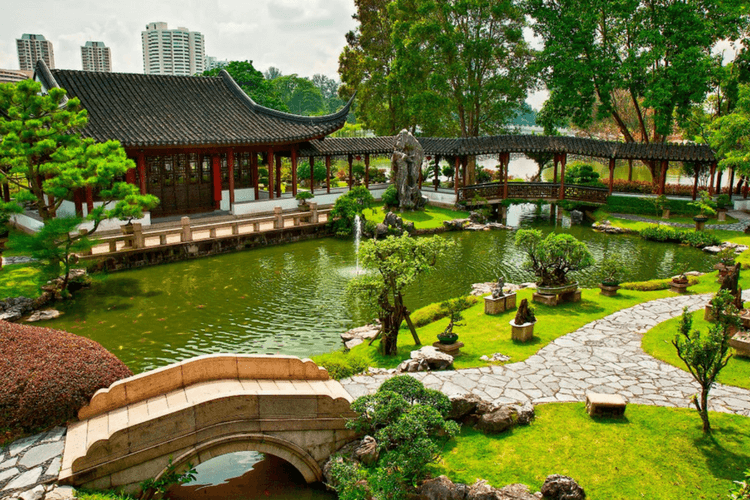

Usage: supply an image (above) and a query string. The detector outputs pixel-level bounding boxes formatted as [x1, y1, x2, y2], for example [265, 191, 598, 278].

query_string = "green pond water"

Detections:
[47, 204, 718, 374]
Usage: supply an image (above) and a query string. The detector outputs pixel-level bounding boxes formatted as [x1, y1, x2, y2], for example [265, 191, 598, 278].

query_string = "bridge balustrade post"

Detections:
[274, 206, 284, 229]
[181, 217, 192, 242]
[132, 223, 144, 249]
[310, 202, 319, 223]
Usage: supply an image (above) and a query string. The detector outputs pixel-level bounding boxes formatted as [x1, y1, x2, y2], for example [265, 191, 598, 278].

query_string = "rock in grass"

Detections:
[0, 322, 132, 432]
[540, 475, 585, 500]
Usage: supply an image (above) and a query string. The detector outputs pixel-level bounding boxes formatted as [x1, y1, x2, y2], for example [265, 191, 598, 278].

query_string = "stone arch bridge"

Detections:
[58, 355, 358, 494]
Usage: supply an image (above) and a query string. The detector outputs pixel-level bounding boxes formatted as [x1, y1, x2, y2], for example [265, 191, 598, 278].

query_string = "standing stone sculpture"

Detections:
[392, 129, 425, 210]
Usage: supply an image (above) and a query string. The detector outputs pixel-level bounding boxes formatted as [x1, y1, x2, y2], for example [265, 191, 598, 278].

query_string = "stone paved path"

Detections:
[342, 293, 750, 416]
[610, 210, 750, 232]
[0, 427, 65, 497]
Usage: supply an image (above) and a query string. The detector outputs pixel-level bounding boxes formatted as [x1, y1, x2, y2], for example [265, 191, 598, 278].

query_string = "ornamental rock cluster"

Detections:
[419, 475, 586, 500]
[448, 393, 534, 434]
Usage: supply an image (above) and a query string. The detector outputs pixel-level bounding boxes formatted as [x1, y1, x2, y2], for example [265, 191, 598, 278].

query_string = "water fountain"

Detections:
[354, 214, 362, 275]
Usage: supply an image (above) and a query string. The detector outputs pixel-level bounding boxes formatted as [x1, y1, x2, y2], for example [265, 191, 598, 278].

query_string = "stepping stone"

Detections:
[586, 392, 627, 417]
[18, 441, 64, 468]
[8, 436, 40, 457]
[0, 467, 18, 484]
[2, 467, 42, 491]
[0, 457, 18, 471]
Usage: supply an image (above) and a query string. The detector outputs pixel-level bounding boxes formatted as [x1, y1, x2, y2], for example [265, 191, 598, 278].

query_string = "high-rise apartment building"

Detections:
[204, 56, 228, 72]
[16, 34, 55, 71]
[81, 41, 112, 72]
[141, 22, 205, 76]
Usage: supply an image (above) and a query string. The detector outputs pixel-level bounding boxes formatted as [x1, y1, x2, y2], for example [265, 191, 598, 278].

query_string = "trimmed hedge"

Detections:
[410, 295, 480, 327]
[606, 195, 701, 216]
[638, 225, 720, 248]
[0, 322, 132, 433]
[620, 277, 699, 291]
[315, 351, 369, 380]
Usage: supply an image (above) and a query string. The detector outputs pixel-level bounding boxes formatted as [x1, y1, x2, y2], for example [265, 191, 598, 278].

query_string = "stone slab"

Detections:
[18, 442, 64, 469]
[8, 436, 40, 457]
[586, 392, 627, 417]
[0, 457, 18, 471]
[2, 467, 42, 491]
[432, 341, 464, 355]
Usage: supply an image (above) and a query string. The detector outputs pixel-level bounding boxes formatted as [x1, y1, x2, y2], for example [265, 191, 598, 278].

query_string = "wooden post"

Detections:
[291, 147, 298, 197]
[658, 160, 668, 195]
[125, 166, 136, 185]
[267, 149, 275, 200]
[709, 162, 717, 195]
[454, 155, 460, 198]
[325, 155, 331, 194]
[716, 169, 723, 196]
[365, 153, 370, 188]
[74, 189, 83, 217]
[137, 152, 147, 195]
[729, 167, 735, 201]
[252, 153, 259, 200]
[309, 156, 315, 195]
[2, 183, 9, 203]
[553, 154, 558, 183]
[228, 150, 235, 209]
[558, 153, 567, 200]
[462, 156, 468, 187]
[348, 154, 353, 189]
[692, 165, 700, 200]
[503, 152, 509, 199]
[434, 155, 441, 192]
[608, 157, 615, 195]
[628, 159, 633, 182]
[276, 153, 282, 198]
[85, 186, 94, 215]
[211, 154, 222, 210]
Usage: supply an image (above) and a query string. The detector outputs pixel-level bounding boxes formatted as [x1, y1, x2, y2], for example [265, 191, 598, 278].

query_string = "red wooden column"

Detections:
[709, 162, 717, 195]
[228, 150, 235, 208]
[291, 147, 298, 197]
[85, 186, 94, 215]
[608, 158, 615, 195]
[2, 184, 9, 203]
[347, 154, 353, 189]
[716, 169, 724, 196]
[558, 153, 567, 200]
[462, 156, 468, 187]
[325, 155, 331, 194]
[267, 149, 275, 200]
[657, 160, 668, 195]
[454, 156, 460, 198]
[275, 153, 282, 198]
[365, 154, 370, 188]
[729, 167, 735, 201]
[628, 159, 633, 181]
[434, 155, 441, 192]
[309, 156, 315, 195]
[125, 163, 136, 185]
[252, 153, 259, 200]
[74, 189, 83, 217]
[503, 152, 509, 199]
[553, 154, 559, 183]
[692, 165, 700, 200]
[211, 154, 222, 210]
[137, 151, 147, 195]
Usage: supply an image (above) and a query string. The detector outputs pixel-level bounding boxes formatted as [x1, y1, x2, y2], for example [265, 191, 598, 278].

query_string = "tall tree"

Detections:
[264, 66, 283, 81]
[202, 61, 288, 112]
[527, 0, 747, 183]
[710, 83, 750, 176]
[0, 80, 158, 289]
[271, 75, 327, 115]
[312, 74, 345, 114]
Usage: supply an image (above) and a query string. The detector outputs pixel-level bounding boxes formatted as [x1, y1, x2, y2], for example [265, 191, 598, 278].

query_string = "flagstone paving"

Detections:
[341, 293, 750, 416]
[0, 427, 65, 497]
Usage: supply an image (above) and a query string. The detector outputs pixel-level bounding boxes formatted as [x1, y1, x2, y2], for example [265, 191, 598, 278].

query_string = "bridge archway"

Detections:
[161, 433, 324, 484]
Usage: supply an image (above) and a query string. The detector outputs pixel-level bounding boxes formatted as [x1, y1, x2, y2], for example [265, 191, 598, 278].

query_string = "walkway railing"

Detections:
[82, 203, 331, 256]
[458, 182, 609, 204]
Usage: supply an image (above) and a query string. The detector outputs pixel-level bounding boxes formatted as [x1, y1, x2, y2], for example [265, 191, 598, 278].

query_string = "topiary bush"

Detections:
[315, 351, 369, 380]
[620, 277, 699, 291]
[638, 226, 720, 248]
[382, 185, 398, 207]
[0, 322, 132, 434]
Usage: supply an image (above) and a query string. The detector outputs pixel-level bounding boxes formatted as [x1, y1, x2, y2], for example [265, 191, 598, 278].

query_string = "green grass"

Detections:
[0, 263, 45, 300]
[75, 490, 134, 500]
[342, 272, 732, 370]
[642, 307, 750, 390]
[362, 204, 470, 229]
[433, 403, 750, 500]
[621, 213, 739, 226]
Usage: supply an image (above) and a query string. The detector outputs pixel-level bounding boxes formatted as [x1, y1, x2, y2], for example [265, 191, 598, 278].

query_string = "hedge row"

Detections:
[620, 276, 699, 291]
[605, 195, 701, 216]
[639, 225, 721, 248]
[612, 179, 738, 196]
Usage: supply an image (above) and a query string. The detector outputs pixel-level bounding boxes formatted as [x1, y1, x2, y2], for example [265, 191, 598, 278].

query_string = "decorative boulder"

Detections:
[0, 322, 132, 432]
[392, 129, 425, 210]
[420, 475, 470, 500]
[375, 223, 389, 238]
[540, 475, 585, 500]
[397, 346, 453, 372]
[448, 394, 482, 421]
[354, 435, 379, 466]
[475, 406, 517, 434]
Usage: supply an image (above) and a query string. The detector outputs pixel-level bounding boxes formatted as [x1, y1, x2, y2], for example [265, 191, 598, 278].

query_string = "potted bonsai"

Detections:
[598, 256, 627, 296]
[688, 190, 716, 231]
[654, 194, 670, 219]
[515, 229, 595, 299]
[716, 194, 730, 221]
[509, 298, 536, 342]
[713, 247, 737, 282]
[437, 296, 468, 345]
[670, 264, 692, 294]
[296, 191, 314, 211]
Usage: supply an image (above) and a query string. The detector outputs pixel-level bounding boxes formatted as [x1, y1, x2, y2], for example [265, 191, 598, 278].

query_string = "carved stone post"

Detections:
[181, 217, 192, 242]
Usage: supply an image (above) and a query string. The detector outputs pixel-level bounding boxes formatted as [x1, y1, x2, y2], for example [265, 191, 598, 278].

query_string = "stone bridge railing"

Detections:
[458, 182, 609, 204]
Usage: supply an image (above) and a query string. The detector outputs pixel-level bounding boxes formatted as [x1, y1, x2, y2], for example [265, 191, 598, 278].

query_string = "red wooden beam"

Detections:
[454, 156, 460, 197]
[608, 158, 615, 195]
[137, 151, 146, 195]
[325, 155, 331, 194]
[228, 150, 235, 208]
[553, 154, 558, 184]
[558, 154, 567, 200]
[692, 164, 699, 200]
[309, 156, 315, 195]
[503, 152, 509, 200]
[709, 162, 717, 195]
[85, 186, 94, 215]
[275, 153, 282, 198]
[211, 154, 222, 210]
[291, 146, 298, 197]
[729, 167, 735, 201]
[74, 189, 83, 217]
[267, 149, 275, 200]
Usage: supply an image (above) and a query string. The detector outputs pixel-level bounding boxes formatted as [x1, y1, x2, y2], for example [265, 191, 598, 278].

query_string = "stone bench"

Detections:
[585, 392, 627, 417]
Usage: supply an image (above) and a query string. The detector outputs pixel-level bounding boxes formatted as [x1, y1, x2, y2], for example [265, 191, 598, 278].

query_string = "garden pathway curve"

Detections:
[341, 293, 750, 416]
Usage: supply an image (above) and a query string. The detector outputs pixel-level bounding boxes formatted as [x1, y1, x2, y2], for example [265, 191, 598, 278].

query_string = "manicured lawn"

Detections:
[642, 308, 750, 390]
[433, 403, 750, 500]
[362, 204, 469, 230]
[0, 263, 45, 300]
[619, 212, 739, 226]
[345, 271, 734, 370]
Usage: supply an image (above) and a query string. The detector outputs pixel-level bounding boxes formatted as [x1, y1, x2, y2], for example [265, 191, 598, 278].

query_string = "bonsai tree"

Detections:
[352, 234, 453, 355]
[689, 190, 717, 218]
[716, 193, 731, 210]
[515, 229, 595, 287]
[598, 256, 627, 285]
[295, 190, 314, 208]
[673, 290, 740, 433]
[437, 296, 469, 344]
[716, 247, 737, 268]
[329, 186, 374, 237]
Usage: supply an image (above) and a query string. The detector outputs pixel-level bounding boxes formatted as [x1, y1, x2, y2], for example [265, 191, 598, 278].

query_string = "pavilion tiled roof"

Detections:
[34, 61, 352, 148]
[301, 135, 716, 162]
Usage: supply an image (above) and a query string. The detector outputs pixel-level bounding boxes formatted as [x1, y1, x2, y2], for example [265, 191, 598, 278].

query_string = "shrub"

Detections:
[515, 229, 595, 286]
[379, 375, 451, 416]
[639, 225, 680, 242]
[382, 185, 398, 207]
[564, 161, 605, 187]
[0, 322, 132, 433]
[315, 351, 369, 380]
[730, 469, 750, 500]
[638, 225, 720, 248]
[678, 231, 720, 248]
[330, 186, 375, 236]
[606, 195, 701, 216]
[409, 295, 479, 327]
[620, 277, 699, 291]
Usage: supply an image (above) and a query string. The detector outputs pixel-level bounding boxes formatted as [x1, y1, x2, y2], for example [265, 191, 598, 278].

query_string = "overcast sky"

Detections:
[1, 0, 555, 109]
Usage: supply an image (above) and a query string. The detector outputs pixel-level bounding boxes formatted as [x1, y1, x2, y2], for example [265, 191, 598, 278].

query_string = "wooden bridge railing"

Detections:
[458, 182, 609, 204]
